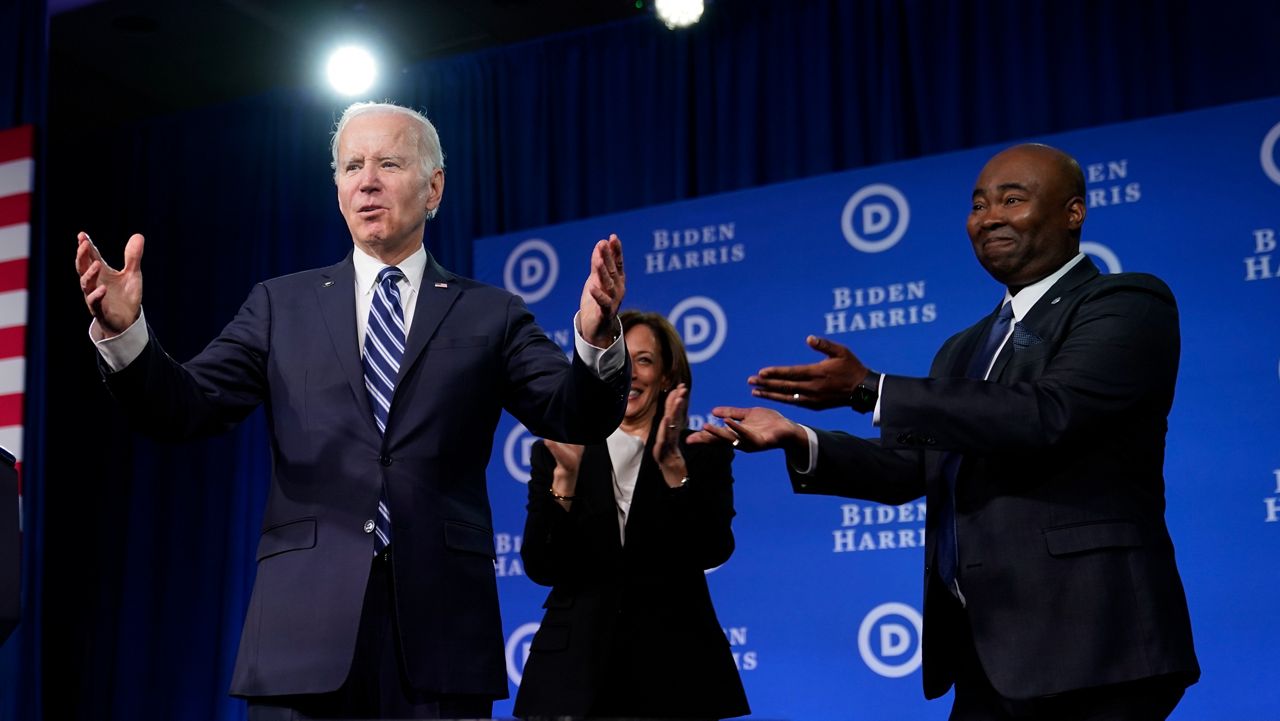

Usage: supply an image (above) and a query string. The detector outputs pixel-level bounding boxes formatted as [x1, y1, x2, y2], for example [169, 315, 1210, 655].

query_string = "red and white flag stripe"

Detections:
[0, 126, 32, 470]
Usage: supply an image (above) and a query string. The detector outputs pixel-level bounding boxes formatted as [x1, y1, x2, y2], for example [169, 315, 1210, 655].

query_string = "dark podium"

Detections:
[0, 446, 18, 644]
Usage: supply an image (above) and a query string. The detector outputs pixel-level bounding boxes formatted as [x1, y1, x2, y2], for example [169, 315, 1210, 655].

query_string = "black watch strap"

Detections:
[850, 370, 881, 413]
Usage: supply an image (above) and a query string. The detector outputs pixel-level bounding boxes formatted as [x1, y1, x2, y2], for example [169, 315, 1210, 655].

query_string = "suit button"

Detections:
[379, 455, 392, 467]
[363, 520, 375, 533]
[924, 436, 937, 445]
[897, 432, 912, 444]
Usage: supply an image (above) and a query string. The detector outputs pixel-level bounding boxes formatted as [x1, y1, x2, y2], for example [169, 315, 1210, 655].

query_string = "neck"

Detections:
[355, 238, 423, 267]
[618, 415, 653, 439]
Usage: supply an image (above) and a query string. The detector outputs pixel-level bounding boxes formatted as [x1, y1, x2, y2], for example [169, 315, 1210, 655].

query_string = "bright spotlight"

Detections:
[326, 45, 377, 96]
[655, 0, 704, 29]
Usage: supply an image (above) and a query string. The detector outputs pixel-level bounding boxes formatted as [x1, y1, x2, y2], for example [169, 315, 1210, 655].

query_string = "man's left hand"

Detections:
[579, 234, 625, 347]
[750, 335, 868, 409]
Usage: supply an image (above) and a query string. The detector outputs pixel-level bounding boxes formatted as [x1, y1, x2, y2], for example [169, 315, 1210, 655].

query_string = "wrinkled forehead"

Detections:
[337, 113, 420, 159]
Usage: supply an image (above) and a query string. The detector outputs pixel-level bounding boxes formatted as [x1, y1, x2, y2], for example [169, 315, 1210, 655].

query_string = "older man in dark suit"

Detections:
[694, 144, 1199, 720]
[75, 101, 630, 720]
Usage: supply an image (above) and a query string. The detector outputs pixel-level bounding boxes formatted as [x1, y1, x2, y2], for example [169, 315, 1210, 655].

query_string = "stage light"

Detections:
[326, 45, 377, 96]
[655, 0, 704, 29]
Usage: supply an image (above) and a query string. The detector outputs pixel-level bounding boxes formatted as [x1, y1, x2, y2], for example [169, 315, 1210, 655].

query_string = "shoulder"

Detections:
[1078, 271, 1177, 313]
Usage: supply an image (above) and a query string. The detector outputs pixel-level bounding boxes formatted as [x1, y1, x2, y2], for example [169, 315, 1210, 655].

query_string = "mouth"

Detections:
[981, 235, 1017, 251]
[628, 388, 642, 400]
[358, 204, 385, 215]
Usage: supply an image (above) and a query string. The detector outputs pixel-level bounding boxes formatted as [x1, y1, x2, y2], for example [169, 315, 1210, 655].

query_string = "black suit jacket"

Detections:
[789, 258, 1199, 700]
[513, 429, 749, 719]
[102, 251, 629, 699]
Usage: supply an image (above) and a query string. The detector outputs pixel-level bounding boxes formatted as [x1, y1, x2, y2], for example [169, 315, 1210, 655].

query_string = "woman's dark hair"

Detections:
[620, 310, 693, 394]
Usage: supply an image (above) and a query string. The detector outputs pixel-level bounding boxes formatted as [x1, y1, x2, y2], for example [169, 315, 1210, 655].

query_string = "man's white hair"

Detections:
[330, 102, 446, 209]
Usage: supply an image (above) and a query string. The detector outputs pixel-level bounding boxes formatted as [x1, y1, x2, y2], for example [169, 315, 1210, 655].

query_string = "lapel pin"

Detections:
[1050, 296, 1061, 304]
[322, 280, 335, 288]
[435, 282, 448, 288]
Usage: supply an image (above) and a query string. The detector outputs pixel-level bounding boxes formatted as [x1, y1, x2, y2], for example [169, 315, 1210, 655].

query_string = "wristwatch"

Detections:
[850, 370, 881, 414]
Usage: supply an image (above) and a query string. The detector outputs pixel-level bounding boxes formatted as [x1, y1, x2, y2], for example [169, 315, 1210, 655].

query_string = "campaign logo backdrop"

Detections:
[475, 98, 1280, 720]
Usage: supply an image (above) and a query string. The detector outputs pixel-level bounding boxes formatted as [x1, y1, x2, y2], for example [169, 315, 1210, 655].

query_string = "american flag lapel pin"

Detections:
[435, 282, 448, 288]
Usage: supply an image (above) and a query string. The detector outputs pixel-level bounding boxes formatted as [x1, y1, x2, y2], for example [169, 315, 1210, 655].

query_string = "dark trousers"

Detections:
[247, 549, 494, 721]
[938, 588, 1185, 721]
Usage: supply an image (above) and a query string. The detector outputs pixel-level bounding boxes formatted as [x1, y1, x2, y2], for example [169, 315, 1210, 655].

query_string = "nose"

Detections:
[357, 165, 382, 192]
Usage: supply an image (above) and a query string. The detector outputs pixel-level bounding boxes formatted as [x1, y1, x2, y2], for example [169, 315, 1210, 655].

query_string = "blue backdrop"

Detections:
[474, 97, 1280, 720]
[14, 0, 1280, 718]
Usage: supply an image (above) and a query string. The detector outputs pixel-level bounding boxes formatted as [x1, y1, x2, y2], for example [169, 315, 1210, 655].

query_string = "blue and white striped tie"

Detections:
[363, 265, 406, 554]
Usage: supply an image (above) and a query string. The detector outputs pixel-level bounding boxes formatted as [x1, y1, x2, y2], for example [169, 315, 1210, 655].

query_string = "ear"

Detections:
[425, 167, 445, 214]
[1065, 194, 1086, 231]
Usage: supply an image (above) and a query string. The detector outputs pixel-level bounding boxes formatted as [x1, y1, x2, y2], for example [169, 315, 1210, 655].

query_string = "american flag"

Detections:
[0, 126, 32, 482]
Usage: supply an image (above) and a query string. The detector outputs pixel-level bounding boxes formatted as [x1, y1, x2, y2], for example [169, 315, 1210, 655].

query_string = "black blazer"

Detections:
[789, 258, 1199, 700]
[102, 251, 629, 699]
[513, 429, 749, 719]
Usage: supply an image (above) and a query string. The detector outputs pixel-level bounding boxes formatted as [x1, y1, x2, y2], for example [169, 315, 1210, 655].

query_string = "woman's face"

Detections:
[624, 323, 670, 428]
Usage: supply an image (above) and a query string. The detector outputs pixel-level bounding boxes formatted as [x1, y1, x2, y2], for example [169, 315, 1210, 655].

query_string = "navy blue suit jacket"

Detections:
[789, 258, 1199, 700]
[103, 250, 629, 699]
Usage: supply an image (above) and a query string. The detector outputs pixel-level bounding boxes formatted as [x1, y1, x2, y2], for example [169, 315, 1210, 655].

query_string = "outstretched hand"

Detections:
[579, 234, 625, 348]
[75, 231, 145, 338]
[686, 406, 807, 454]
[749, 335, 868, 409]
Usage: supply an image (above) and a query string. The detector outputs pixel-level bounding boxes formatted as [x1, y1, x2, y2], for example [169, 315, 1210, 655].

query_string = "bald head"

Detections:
[966, 144, 1088, 291]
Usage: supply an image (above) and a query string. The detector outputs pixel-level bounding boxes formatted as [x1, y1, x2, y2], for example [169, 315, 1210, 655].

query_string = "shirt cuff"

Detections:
[572, 311, 626, 379]
[871, 374, 885, 426]
[790, 424, 820, 475]
[90, 308, 149, 372]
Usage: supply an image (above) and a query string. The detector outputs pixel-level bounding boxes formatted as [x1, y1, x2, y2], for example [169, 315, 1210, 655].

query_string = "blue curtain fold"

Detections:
[29, 0, 1280, 718]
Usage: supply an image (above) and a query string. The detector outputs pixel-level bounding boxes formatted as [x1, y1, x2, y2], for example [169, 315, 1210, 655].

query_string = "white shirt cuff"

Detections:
[790, 424, 820, 475]
[90, 308, 149, 372]
[872, 374, 885, 426]
[572, 311, 626, 379]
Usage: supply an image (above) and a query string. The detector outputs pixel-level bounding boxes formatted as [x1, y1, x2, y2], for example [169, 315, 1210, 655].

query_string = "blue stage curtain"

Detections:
[0, 0, 46, 720]
[34, 0, 1280, 718]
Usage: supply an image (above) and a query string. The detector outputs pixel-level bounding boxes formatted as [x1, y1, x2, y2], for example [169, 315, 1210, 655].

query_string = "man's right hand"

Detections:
[76, 231, 144, 338]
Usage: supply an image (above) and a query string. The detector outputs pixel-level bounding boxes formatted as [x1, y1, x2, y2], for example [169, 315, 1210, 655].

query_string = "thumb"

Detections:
[122, 233, 146, 274]
[807, 335, 848, 359]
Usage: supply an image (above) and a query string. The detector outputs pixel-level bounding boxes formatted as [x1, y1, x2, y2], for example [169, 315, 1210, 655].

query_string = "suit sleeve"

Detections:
[881, 280, 1179, 455]
[647, 435, 737, 571]
[499, 294, 628, 445]
[786, 429, 927, 506]
[102, 282, 271, 441]
[521, 440, 588, 587]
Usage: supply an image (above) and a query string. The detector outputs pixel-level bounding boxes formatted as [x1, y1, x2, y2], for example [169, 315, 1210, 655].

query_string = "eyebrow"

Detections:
[972, 181, 1030, 198]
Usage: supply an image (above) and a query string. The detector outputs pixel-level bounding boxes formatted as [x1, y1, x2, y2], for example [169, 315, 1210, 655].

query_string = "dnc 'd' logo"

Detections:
[857, 602, 923, 678]
[1262, 120, 1280, 187]
[668, 296, 727, 364]
[841, 183, 910, 253]
[505, 622, 540, 686]
[1079, 241, 1122, 274]
[504, 238, 559, 304]
[503, 423, 536, 484]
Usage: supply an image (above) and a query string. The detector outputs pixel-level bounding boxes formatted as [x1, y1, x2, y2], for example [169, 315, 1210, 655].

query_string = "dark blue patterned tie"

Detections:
[363, 266, 406, 554]
[936, 301, 1014, 600]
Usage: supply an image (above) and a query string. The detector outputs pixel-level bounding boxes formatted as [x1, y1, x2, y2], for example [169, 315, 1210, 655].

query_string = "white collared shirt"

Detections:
[605, 427, 647, 545]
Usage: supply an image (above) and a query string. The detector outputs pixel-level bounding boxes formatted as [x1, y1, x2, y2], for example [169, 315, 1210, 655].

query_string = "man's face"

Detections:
[336, 112, 444, 261]
[966, 146, 1084, 290]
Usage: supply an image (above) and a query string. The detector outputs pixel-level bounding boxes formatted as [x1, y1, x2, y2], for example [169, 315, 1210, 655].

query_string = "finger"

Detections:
[710, 406, 752, 421]
[608, 234, 624, 277]
[697, 424, 738, 443]
[85, 285, 107, 316]
[752, 388, 809, 406]
[122, 233, 146, 274]
[686, 428, 730, 446]
[806, 335, 852, 359]
[755, 364, 820, 381]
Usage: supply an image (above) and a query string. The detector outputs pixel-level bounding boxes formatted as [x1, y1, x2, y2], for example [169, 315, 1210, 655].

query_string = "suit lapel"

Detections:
[581, 444, 624, 554]
[396, 253, 461, 393]
[988, 257, 1101, 382]
[315, 253, 379, 435]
